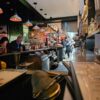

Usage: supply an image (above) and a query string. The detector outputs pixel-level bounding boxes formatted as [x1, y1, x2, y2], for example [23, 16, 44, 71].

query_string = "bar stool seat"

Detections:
[31, 70, 60, 100]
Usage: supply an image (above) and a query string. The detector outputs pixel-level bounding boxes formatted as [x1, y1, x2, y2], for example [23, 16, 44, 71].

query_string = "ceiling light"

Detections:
[33, 2, 37, 5]
[40, 9, 43, 11]
[44, 13, 47, 15]
[10, 13, 22, 22]
[24, 20, 33, 27]
[33, 2, 37, 9]
[0, 8, 3, 14]
[32, 25, 40, 30]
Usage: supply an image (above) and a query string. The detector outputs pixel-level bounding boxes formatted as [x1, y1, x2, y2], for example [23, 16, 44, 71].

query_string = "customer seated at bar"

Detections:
[10, 34, 25, 52]
[0, 37, 9, 54]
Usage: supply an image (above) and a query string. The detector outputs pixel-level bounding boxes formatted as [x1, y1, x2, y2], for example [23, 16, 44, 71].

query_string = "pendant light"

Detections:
[24, 20, 33, 27]
[0, 8, 3, 14]
[10, 13, 22, 22]
[32, 2, 40, 30]
[9, 1, 22, 22]
[32, 25, 40, 30]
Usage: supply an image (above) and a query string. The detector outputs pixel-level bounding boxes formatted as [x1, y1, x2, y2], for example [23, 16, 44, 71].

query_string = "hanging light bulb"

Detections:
[10, 13, 22, 22]
[32, 25, 40, 30]
[0, 8, 3, 14]
[24, 20, 33, 27]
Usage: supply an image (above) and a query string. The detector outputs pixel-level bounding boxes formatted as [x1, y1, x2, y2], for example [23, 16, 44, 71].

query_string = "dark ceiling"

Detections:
[0, 0, 45, 24]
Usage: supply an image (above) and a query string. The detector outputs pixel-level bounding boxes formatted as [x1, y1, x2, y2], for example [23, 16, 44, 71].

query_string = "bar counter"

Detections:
[0, 48, 49, 57]
[72, 62, 100, 100]
[0, 46, 62, 57]
[0, 46, 63, 69]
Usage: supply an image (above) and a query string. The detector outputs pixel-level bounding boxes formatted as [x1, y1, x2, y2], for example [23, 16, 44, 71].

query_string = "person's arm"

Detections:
[20, 44, 26, 51]
[10, 41, 19, 52]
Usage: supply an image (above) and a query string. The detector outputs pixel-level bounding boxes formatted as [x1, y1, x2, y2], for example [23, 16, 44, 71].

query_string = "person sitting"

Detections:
[10, 34, 25, 52]
[0, 37, 9, 54]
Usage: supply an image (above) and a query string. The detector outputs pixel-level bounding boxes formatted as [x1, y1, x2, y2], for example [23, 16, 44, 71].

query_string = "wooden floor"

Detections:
[63, 48, 100, 100]
[67, 48, 95, 62]
[56, 48, 96, 100]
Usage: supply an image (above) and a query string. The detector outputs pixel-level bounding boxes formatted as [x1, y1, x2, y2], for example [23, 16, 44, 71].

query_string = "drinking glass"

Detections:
[14, 52, 20, 69]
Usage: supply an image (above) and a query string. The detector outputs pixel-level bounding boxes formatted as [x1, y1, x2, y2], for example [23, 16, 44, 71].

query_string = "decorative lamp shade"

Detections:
[24, 20, 33, 27]
[0, 8, 3, 14]
[10, 13, 22, 22]
[32, 25, 40, 30]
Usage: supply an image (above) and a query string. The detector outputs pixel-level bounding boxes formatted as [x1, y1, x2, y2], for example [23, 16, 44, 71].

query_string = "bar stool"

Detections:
[31, 70, 60, 100]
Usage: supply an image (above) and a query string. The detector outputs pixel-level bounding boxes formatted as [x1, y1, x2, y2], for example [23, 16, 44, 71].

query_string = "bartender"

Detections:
[9, 34, 26, 66]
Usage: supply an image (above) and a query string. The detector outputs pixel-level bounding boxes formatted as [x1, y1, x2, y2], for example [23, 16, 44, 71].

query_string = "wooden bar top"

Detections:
[72, 62, 100, 100]
[0, 69, 27, 87]
[0, 47, 62, 57]
[0, 47, 50, 57]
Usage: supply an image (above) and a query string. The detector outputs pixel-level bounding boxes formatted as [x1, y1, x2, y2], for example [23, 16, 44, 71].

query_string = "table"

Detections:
[0, 69, 27, 87]
[0, 69, 33, 100]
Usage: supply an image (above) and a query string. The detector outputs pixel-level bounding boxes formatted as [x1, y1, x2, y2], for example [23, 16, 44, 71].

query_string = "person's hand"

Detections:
[20, 46, 23, 52]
